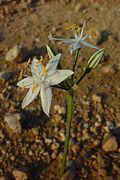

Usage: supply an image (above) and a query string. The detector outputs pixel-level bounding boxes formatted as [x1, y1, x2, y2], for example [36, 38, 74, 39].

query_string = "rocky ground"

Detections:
[0, 0, 120, 179]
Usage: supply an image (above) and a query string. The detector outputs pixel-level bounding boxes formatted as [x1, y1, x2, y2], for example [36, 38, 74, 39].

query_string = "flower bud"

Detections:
[86, 48, 105, 69]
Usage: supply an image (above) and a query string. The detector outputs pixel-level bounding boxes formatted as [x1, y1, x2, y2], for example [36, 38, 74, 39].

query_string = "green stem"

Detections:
[71, 49, 80, 82]
[60, 89, 74, 176]
[76, 68, 91, 85]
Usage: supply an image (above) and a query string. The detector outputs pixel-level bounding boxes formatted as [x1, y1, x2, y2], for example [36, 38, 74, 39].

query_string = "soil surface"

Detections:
[0, 0, 120, 180]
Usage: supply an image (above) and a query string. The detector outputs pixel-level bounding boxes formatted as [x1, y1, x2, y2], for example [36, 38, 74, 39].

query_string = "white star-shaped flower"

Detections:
[17, 54, 74, 116]
[49, 22, 99, 54]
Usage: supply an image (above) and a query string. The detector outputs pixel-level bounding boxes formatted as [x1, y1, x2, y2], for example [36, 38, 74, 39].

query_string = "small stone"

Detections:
[90, 126, 97, 134]
[4, 113, 22, 133]
[93, 139, 100, 146]
[0, 71, 13, 82]
[45, 138, 52, 144]
[102, 133, 118, 152]
[102, 65, 115, 74]
[95, 122, 101, 127]
[0, 130, 5, 139]
[51, 142, 59, 150]
[0, 176, 9, 180]
[51, 150, 58, 159]
[96, 154, 106, 168]
[61, 169, 75, 180]
[83, 123, 89, 129]
[54, 105, 65, 114]
[5, 44, 22, 62]
[59, 131, 65, 142]
[31, 128, 39, 136]
[98, 168, 107, 177]
[106, 121, 114, 130]
[74, 3, 82, 13]
[92, 94, 101, 103]
[28, 150, 33, 156]
[12, 170, 28, 180]
[71, 144, 79, 155]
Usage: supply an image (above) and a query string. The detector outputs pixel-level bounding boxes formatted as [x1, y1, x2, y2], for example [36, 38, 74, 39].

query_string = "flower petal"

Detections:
[40, 84, 52, 117]
[22, 85, 40, 108]
[81, 40, 99, 50]
[46, 53, 61, 75]
[46, 70, 74, 86]
[48, 34, 76, 44]
[17, 77, 33, 88]
[69, 41, 83, 54]
[31, 58, 42, 77]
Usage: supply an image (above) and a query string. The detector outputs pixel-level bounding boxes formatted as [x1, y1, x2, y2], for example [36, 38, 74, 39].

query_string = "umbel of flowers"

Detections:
[17, 21, 105, 176]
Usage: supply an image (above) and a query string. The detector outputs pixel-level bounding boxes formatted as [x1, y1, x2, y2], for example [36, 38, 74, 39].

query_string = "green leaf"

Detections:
[86, 48, 105, 69]
[46, 44, 55, 58]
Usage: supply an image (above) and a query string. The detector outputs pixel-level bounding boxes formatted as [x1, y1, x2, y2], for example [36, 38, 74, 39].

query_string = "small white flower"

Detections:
[49, 22, 99, 54]
[17, 54, 74, 116]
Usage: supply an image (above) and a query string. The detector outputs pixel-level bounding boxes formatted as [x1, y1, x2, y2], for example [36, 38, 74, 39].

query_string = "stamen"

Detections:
[18, 69, 23, 80]
[25, 58, 31, 68]
[88, 28, 97, 39]
[37, 56, 48, 76]
[41, 63, 47, 76]
[32, 83, 38, 93]
[65, 22, 81, 34]
[21, 82, 25, 92]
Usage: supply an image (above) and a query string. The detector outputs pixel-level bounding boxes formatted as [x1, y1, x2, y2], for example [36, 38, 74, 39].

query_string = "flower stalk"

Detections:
[60, 88, 74, 176]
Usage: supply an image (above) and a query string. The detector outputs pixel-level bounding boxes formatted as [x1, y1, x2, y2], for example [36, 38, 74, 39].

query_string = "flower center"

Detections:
[32, 82, 38, 93]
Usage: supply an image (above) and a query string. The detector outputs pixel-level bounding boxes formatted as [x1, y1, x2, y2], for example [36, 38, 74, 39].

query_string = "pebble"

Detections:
[0, 71, 13, 82]
[51, 150, 58, 159]
[98, 168, 107, 176]
[106, 121, 114, 130]
[74, 3, 82, 13]
[12, 170, 28, 180]
[102, 133, 118, 152]
[83, 123, 89, 129]
[90, 126, 97, 135]
[102, 65, 115, 74]
[61, 169, 75, 180]
[5, 44, 22, 62]
[96, 154, 106, 168]
[0, 130, 5, 139]
[54, 105, 65, 114]
[4, 113, 22, 133]
[51, 142, 59, 150]
[0, 177, 9, 180]
[59, 131, 65, 142]
[95, 122, 101, 127]
[31, 128, 39, 136]
[71, 144, 79, 155]
[45, 138, 52, 144]
[92, 94, 101, 103]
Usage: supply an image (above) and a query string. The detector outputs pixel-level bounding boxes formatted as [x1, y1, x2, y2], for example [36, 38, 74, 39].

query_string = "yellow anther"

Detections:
[25, 58, 31, 68]
[21, 86, 25, 92]
[36, 56, 47, 76]
[40, 56, 44, 62]
[65, 23, 77, 30]
[32, 83, 38, 93]
[18, 69, 23, 80]
[89, 28, 97, 39]
[41, 63, 47, 76]
[65, 23, 81, 34]
[21, 82, 25, 92]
